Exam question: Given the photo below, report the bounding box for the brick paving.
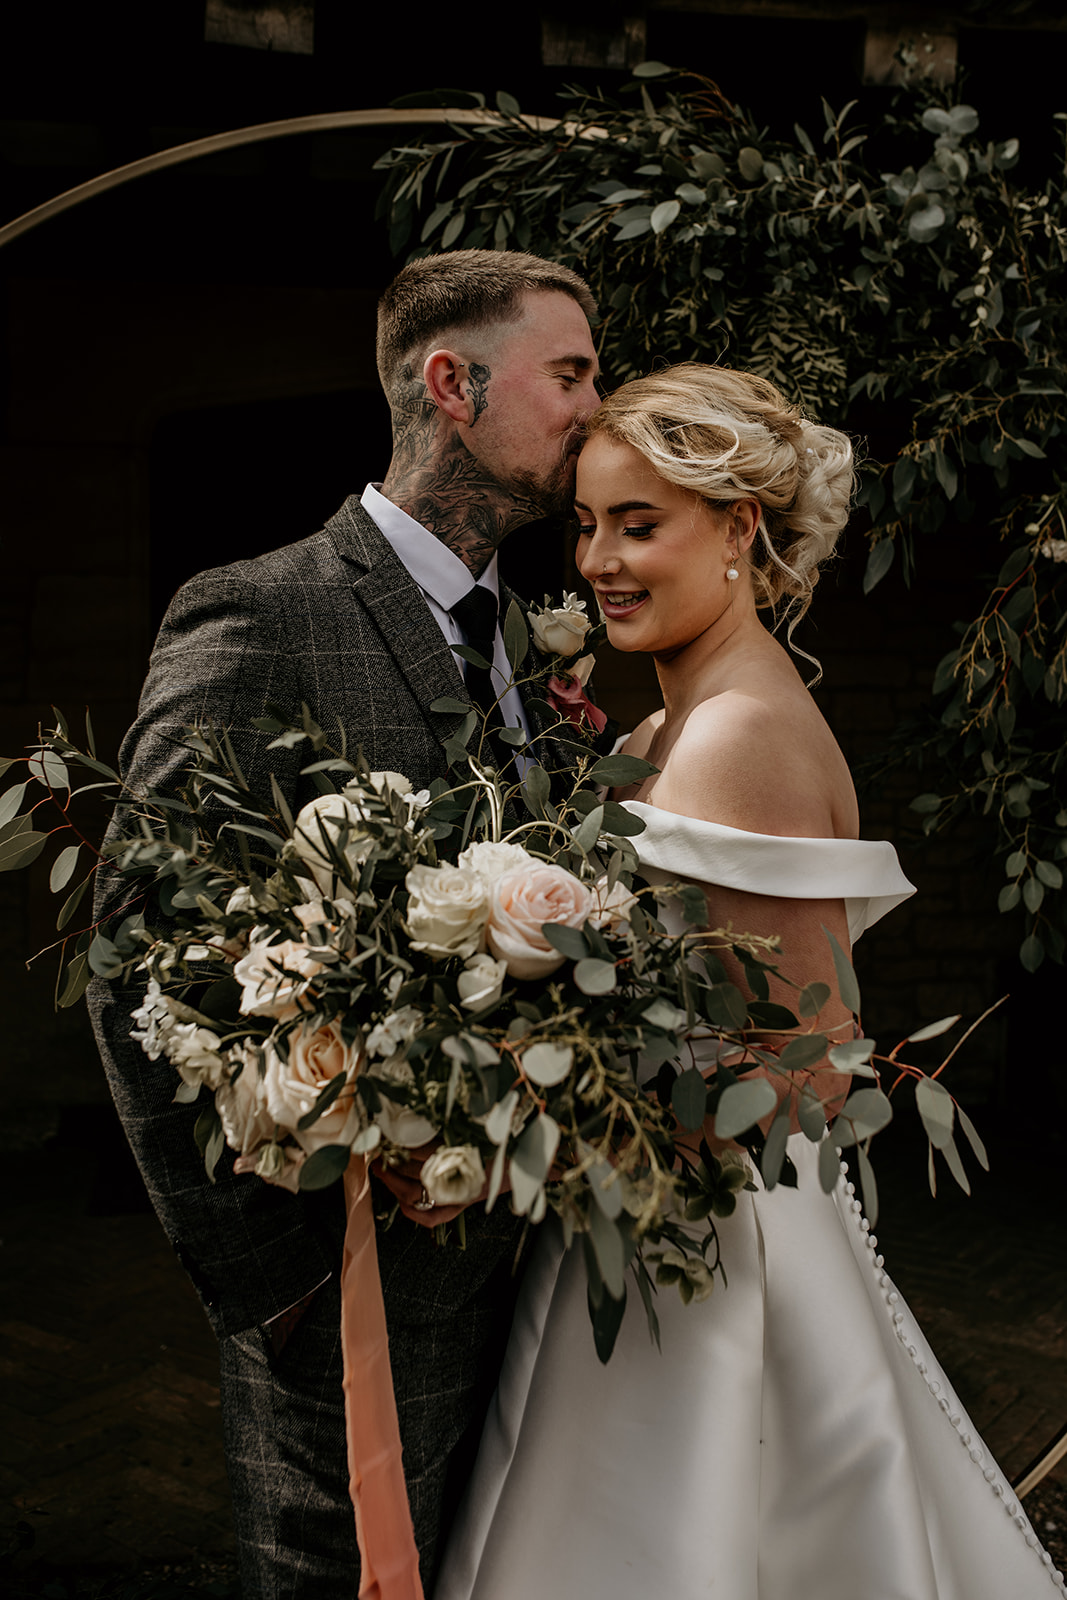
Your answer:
[3,1104,1065,1594]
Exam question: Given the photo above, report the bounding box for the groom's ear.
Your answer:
[423,349,472,423]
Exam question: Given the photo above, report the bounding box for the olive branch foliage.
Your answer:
[2,605,989,1358]
[375,57,1067,971]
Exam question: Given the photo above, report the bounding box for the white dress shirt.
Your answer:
[361,484,531,743]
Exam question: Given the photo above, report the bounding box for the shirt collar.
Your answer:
[361,483,500,610]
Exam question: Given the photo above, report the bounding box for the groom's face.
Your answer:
[458,290,600,519]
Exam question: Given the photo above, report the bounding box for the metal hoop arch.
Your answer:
[0,107,558,250]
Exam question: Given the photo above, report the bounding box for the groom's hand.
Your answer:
[371,1146,512,1230]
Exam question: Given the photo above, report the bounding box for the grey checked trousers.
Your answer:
[219,1196,528,1597]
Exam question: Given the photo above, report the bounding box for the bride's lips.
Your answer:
[598,589,648,618]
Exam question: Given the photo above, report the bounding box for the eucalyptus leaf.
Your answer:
[761,1106,791,1190]
[907,1015,960,1043]
[833,1087,892,1145]
[542,922,589,960]
[588,1203,627,1301]
[299,1144,352,1190]
[587,755,657,786]
[575,957,617,995]
[0,780,29,829]
[521,1041,573,1087]
[777,1034,828,1073]
[672,1066,707,1131]
[49,843,81,894]
[715,1077,777,1140]
[956,1104,990,1171]
[503,599,529,672]
[823,927,861,1015]
[798,980,831,1019]
[915,1075,955,1149]
[827,1036,877,1075]
[856,1144,879,1227]
[863,537,895,594]
[510,1113,560,1214]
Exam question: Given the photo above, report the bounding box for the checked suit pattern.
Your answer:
[88,494,575,1594]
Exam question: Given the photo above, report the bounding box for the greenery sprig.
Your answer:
[374,59,1067,969]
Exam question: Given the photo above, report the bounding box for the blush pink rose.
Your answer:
[486,864,595,980]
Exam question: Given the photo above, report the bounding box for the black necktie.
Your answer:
[451,584,502,729]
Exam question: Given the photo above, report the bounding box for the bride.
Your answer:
[434,365,1064,1599]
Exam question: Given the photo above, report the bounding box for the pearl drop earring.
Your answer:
[726,564,739,581]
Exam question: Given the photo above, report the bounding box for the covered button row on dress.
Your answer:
[837,1169,1066,1590]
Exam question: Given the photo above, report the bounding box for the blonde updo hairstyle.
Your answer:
[586,363,854,667]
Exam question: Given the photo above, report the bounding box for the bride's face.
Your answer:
[574,433,736,655]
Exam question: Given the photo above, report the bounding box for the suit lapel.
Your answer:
[326,497,470,749]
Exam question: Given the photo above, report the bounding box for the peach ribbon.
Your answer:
[341,1158,425,1600]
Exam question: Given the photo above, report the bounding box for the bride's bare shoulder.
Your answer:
[656,688,858,839]
[619,711,664,760]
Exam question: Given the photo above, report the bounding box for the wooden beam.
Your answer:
[643,0,1067,29]
[864,24,958,83]
[540,16,648,68]
[204,1,315,55]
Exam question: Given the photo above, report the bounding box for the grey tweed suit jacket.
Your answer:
[89,494,534,1337]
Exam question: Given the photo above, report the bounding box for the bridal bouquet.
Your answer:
[2,597,989,1361]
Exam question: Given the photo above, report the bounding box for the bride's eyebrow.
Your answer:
[572,497,662,514]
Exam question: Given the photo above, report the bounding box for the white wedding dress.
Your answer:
[436,806,1065,1599]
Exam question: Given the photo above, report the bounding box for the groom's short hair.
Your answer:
[376,248,597,398]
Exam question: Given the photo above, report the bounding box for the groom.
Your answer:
[89,249,600,1596]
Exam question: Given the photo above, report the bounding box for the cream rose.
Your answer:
[233,936,322,1018]
[420,1144,486,1207]
[291,793,374,893]
[344,770,412,803]
[405,863,490,958]
[486,863,595,979]
[458,840,536,884]
[263,1020,364,1154]
[456,951,507,1011]
[372,1055,439,1148]
[530,592,592,658]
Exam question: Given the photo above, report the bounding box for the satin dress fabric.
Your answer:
[436,808,1065,1600]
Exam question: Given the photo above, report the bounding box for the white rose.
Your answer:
[420,1144,486,1206]
[217,1043,275,1154]
[372,1055,439,1148]
[168,1022,227,1091]
[458,840,536,884]
[530,592,592,658]
[291,793,374,893]
[405,862,490,958]
[486,863,595,980]
[344,770,413,803]
[233,936,322,1018]
[457,952,507,1011]
[262,1020,365,1154]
